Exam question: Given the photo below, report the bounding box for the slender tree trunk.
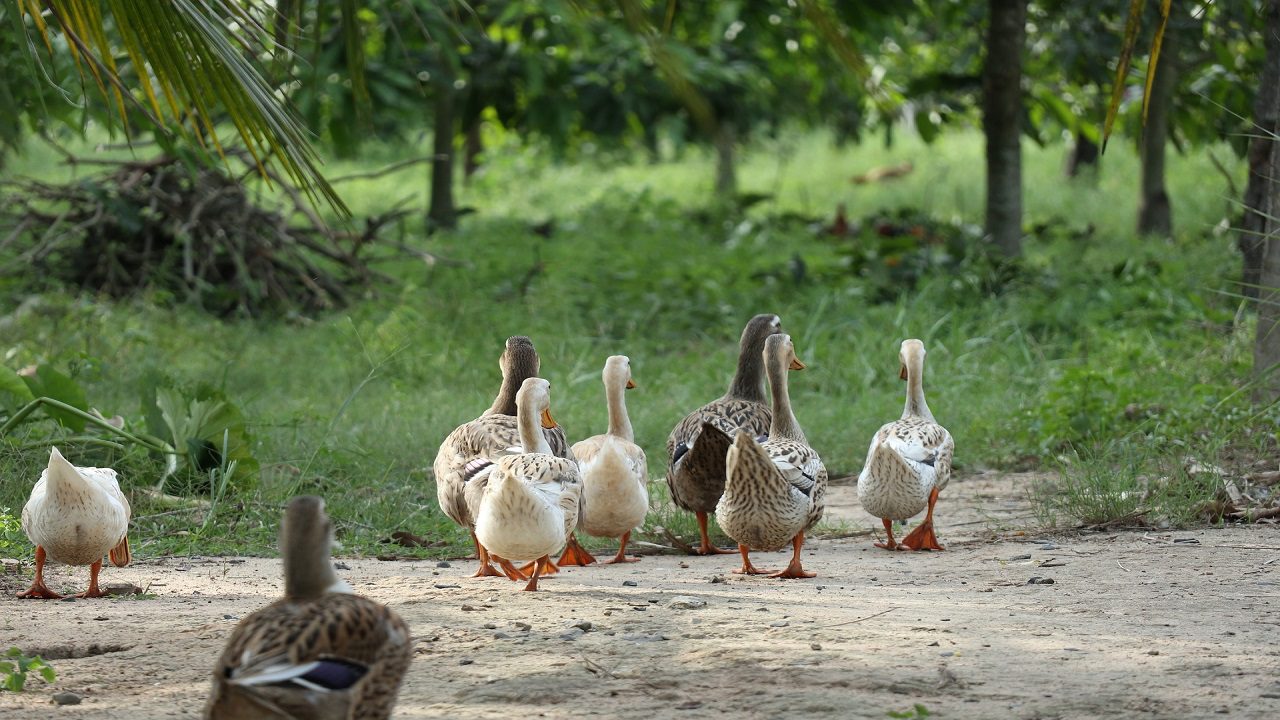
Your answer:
[714,121,737,199]
[1254,1,1280,404]
[1137,33,1176,236]
[428,85,457,230]
[464,121,483,184]
[1242,0,1280,301]
[982,0,1026,257]
[1065,129,1099,179]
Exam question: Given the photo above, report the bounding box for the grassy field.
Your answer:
[0,129,1268,560]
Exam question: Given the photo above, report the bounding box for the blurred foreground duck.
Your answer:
[666,314,783,555]
[205,496,411,720]
[18,447,131,599]
[857,339,954,551]
[474,378,583,591]
[718,334,826,578]
[572,355,648,564]
[434,336,576,578]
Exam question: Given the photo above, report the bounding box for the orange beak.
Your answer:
[540,408,558,429]
[789,357,806,371]
[899,364,908,381]
[626,378,637,389]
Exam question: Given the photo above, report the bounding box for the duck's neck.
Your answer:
[518,405,553,454]
[283,541,340,600]
[488,374,521,416]
[728,340,767,403]
[605,378,634,442]
[902,356,934,422]
[767,360,806,443]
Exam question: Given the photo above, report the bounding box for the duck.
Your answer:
[473,378,583,591]
[434,336,576,578]
[571,355,648,565]
[18,447,131,599]
[717,334,827,578]
[205,496,411,720]
[666,314,783,555]
[856,339,954,551]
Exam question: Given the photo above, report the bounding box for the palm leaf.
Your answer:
[17,0,346,214]
[1101,0,1171,151]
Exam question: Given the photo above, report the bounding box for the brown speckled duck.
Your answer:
[19,447,131,599]
[434,336,575,578]
[666,314,783,555]
[205,496,411,720]
[718,334,826,578]
[857,339,954,551]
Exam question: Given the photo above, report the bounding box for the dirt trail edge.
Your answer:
[2,472,1278,719]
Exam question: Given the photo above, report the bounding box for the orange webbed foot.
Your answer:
[494,557,529,581]
[731,545,769,575]
[557,535,597,567]
[471,563,505,578]
[17,583,62,600]
[899,521,944,551]
[768,565,817,579]
[522,556,552,592]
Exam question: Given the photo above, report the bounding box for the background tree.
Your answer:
[983,0,1026,257]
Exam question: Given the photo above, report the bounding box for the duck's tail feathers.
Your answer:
[726,430,775,488]
[678,421,732,474]
[109,534,130,567]
[871,441,927,479]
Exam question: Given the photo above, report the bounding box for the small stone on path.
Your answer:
[51,692,81,706]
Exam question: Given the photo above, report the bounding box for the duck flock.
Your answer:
[13,313,954,718]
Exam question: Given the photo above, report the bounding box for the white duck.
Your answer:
[718,334,827,578]
[19,447,131,599]
[571,355,648,565]
[473,378,583,591]
[857,339,954,551]
[205,496,411,719]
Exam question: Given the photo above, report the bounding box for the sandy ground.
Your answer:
[2,471,1279,719]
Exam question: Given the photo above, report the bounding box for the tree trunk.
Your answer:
[428,85,457,231]
[982,0,1026,257]
[1065,129,1099,179]
[713,121,737,199]
[1254,0,1280,404]
[463,121,483,184]
[1242,0,1280,301]
[1137,33,1176,237]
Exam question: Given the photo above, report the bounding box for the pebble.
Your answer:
[1040,543,1059,551]
[461,605,479,611]
[623,633,669,642]
[567,619,593,632]
[51,692,81,706]
[513,621,531,631]
[1147,650,1160,656]
[622,580,638,587]
[223,614,238,620]
[928,641,940,647]
[940,651,954,657]
[668,596,707,610]
[434,583,462,589]
[770,621,789,628]
[1026,577,1056,585]
[492,631,510,640]
[709,575,726,584]
[1008,554,1032,561]
[458,659,474,666]
[333,561,351,570]
[436,561,452,568]
[482,622,497,630]
[559,628,584,641]
[810,642,822,651]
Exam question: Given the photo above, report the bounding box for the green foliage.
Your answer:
[0,647,56,693]
[142,377,258,490]
[0,507,24,559]
[887,704,931,719]
[17,366,88,431]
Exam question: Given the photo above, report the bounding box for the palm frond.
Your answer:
[17,0,345,214]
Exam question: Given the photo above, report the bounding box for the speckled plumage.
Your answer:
[717,334,826,577]
[473,378,583,589]
[205,497,410,720]
[666,315,782,517]
[434,337,572,534]
[857,339,953,551]
[19,447,131,598]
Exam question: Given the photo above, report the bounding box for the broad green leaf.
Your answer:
[0,367,35,412]
[20,367,88,431]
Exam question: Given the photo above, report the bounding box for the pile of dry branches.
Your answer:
[0,154,399,316]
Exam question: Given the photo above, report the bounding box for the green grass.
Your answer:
[0,128,1272,559]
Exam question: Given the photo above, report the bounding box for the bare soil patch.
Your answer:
[3,472,1279,719]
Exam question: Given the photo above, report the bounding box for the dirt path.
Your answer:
[3,472,1279,719]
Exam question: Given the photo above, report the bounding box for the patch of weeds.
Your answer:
[0,647,56,692]
[1032,440,1228,528]
[0,507,26,559]
[887,704,931,719]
